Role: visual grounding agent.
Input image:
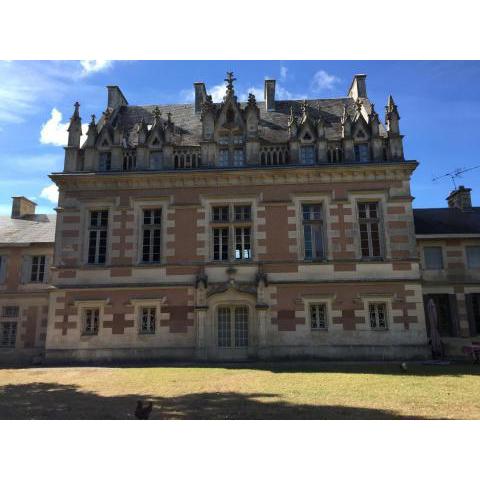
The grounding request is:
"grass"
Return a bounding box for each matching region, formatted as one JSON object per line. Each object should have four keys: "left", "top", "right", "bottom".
{"left": 0, "top": 362, "right": 479, "bottom": 419}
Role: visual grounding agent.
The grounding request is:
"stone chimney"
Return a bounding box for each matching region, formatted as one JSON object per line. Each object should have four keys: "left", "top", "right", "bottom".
{"left": 347, "top": 74, "right": 367, "bottom": 100}
{"left": 264, "top": 79, "right": 276, "bottom": 111}
{"left": 447, "top": 185, "right": 472, "bottom": 211}
{"left": 194, "top": 82, "right": 207, "bottom": 113}
{"left": 11, "top": 196, "right": 37, "bottom": 219}
{"left": 107, "top": 85, "right": 128, "bottom": 109}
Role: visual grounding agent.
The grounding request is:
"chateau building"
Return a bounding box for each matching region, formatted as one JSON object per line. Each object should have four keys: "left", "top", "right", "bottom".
{"left": 0, "top": 72, "right": 479, "bottom": 363}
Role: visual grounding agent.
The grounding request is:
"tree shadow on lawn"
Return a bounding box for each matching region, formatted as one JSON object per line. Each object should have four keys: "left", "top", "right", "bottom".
{"left": 0, "top": 381, "right": 430, "bottom": 420}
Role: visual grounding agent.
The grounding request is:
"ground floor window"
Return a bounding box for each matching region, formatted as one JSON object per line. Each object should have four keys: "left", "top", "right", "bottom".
{"left": 310, "top": 303, "right": 328, "bottom": 330}
{"left": 369, "top": 303, "right": 387, "bottom": 330}
{"left": 140, "top": 307, "right": 156, "bottom": 334}
{"left": 426, "top": 294, "right": 455, "bottom": 337}
{"left": 217, "top": 305, "right": 249, "bottom": 348}
{"left": 83, "top": 308, "right": 100, "bottom": 335}
{"left": 0, "top": 322, "right": 17, "bottom": 348}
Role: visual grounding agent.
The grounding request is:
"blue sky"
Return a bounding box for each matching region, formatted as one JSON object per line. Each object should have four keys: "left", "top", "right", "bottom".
{"left": 1, "top": 60, "right": 479, "bottom": 215}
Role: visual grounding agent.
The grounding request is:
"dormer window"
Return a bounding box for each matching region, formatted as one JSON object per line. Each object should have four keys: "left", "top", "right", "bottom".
{"left": 99, "top": 152, "right": 111, "bottom": 171}
{"left": 354, "top": 143, "right": 369, "bottom": 163}
{"left": 217, "top": 135, "right": 245, "bottom": 167}
{"left": 300, "top": 145, "right": 315, "bottom": 165}
{"left": 150, "top": 151, "right": 163, "bottom": 169}
{"left": 123, "top": 149, "right": 137, "bottom": 170}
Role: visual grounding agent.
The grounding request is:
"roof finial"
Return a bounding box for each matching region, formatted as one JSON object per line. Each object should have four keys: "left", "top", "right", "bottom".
{"left": 89, "top": 114, "right": 96, "bottom": 126}
{"left": 225, "top": 71, "right": 236, "bottom": 95}
{"left": 153, "top": 106, "right": 161, "bottom": 121}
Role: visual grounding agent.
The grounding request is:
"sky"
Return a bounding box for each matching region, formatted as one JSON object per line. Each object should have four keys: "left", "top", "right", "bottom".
{"left": 0, "top": 60, "right": 479, "bottom": 215}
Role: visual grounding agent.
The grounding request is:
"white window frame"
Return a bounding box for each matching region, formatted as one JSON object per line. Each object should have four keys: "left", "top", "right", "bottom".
{"left": 0, "top": 255, "right": 7, "bottom": 284}
{"left": 216, "top": 304, "right": 250, "bottom": 348}
{"left": 357, "top": 201, "right": 383, "bottom": 259}
{"left": 138, "top": 306, "right": 157, "bottom": 334}
{"left": 141, "top": 208, "right": 162, "bottom": 264}
{"left": 74, "top": 300, "right": 108, "bottom": 337}
{"left": 368, "top": 302, "right": 388, "bottom": 331}
{"left": 0, "top": 321, "right": 18, "bottom": 348}
{"left": 82, "top": 307, "right": 100, "bottom": 336}
{"left": 129, "top": 298, "right": 166, "bottom": 336}
{"left": 301, "top": 203, "right": 325, "bottom": 261}
{"left": 87, "top": 210, "right": 109, "bottom": 265}
{"left": 30, "top": 255, "right": 47, "bottom": 283}
{"left": 1, "top": 305, "right": 19, "bottom": 318}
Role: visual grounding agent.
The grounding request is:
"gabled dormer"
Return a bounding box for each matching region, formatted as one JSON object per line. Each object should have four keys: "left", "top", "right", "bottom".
{"left": 146, "top": 107, "right": 165, "bottom": 148}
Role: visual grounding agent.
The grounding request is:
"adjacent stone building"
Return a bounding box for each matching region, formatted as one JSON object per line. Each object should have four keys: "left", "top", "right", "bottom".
{"left": 0, "top": 72, "right": 479, "bottom": 363}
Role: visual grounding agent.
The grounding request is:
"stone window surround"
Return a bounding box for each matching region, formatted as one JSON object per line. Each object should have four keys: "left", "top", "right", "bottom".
{"left": 201, "top": 194, "right": 259, "bottom": 263}
{"left": 357, "top": 294, "right": 394, "bottom": 332}
{"left": 79, "top": 201, "right": 115, "bottom": 267}
{"left": 132, "top": 198, "right": 170, "bottom": 266}
{"left": 420, "top": 242, "right": 446, "bottom": 272}
{"left": 302, "top": 295, "right": 335, "bottom": 332}
{"left": 0, "top": 254, "right": 7, "bottom": 284}
{"left": 465, "top": 244, "right": 480, "bottom": 270}
{"left": 128, "top": 298, "right": 166, "bottom": 335}
{"left": 74, "top": 300, "right": 108, "bottom": 337}
{"left": 349, "top": 192, "right": 389, "bottom": 261}
{"left": 292, "top": 193, "right": 331, "bottom": 262}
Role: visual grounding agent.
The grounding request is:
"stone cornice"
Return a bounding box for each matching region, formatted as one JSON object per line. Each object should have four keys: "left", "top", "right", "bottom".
{"left": 49, "top": 161, "right": 418, "bottom": 191}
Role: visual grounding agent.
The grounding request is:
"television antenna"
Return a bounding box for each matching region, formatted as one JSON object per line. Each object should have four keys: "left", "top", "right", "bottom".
{"left": 432, "top": 164, "right": 480, "bottom": 189}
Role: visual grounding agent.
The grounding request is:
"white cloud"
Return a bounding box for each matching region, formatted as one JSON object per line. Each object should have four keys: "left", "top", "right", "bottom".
{"left": 209, "top": 83, "right": 227, "bottom": 103}
{"left": 39, "top": 108, "right": 88, "bottom": 147}
{"left": 40, "top": 183, "right": 59, "bottom": 204}
{"left": 280, "top": 66, "right": 288, "bottom": 81}
{"left": 311, "top": 70, "right": 341, "bottom": 92}
{"left": 80, "top": 60, "right": 113, "bottom": 76}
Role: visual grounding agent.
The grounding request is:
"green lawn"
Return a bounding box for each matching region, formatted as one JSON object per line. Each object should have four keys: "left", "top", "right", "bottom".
{"left": 0, "top": 362, "right": 479, "bottom": 419}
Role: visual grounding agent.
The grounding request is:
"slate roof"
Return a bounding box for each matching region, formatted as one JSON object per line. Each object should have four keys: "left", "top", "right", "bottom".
{"left": 110, "top": 97, "right": 387, "bottom": 147}
{"left": 0, "top": 215, "right": 56, "bottom": 245}
{"left": 414, "top": 208, "right": 480, "bottom": 236}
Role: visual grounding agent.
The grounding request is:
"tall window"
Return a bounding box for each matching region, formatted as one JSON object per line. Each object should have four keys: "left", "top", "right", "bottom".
{"left": 123, "top": 149, "right": 137, "bottom": 170}
{"left": 88, "top": 210, "right": 108, "bottom": 264}
{"left": 358, "top": 202, "right": 382, "bottom": 258}
{"left": 83, "top": 308, "right": 99, "bottom": 335}
{"left": 328, "top": 146, "right": 343, "bottom": 163}
{"left": 217, "top": 305, "right": 248, "bottom": 348}
{"left": 142, "top": 209, "right": 161, "bottom": 263}
{"left": 150, "top": 151, "right": 163, "bottom": 169}
{"left": 424, "top": 246, "right": 444, "bottom": 270}
{"left": 0, "top": 255, "right": 6, "bottom": 284}
{"left": 466, "top": 246, "right": 480, "bottom": 269}
{"left": 300, "top": 145, "right": 315, "bottom": 165}
{"left": 30, "top": 255, "right": 46, "bottom": 282}
{"left": 211, "top": 205, "right": 252, "bottom": 261}
{"left": 0, "top": 322, "right": 17, "bottom": 348}
{"left": 369, "top": 303, "right": 387, "bottom": 330}
{"left": 217, "top": 135, "right": 245, "bottom": 167}
{"left": 354, "top": 143, "right": 369, "bottom": 162}
{"left": 139, "top": 307, "right": 156, "bottom": 334}
{"left": 99, "top": 152, "right": 111, "bottom": 171}
{"left": 302, "top": 204, "right": 324, "bottom": 260}
{"left": 310, "top": 304, "right": 327, "bottom": 330}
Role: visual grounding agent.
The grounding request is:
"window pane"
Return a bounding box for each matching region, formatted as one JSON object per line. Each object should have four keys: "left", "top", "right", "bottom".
{"left": 233, "top": 149, "right": 244, "bottom": 167}
{"left": 355, "top": 143, "right": 369, "bottom": 162}
{"left": 466, "top": 246, "right": 480, "bottom": 268}
{"left": 424, "top": 246, "right": 443, "bottom": 270}
{"left": 219, "top": 149, "right": 229, "bottom": 166}
{"left": 310, "top": 304, "right": 327, "bottom": 330}
{"left": 234, "top": 306, "right": 248, "bottom": 347}
{"left": 0, "top": 322, "right": 17, "bottom": 347}
{"left": 213, "top": 206, "right": 229, "bottom": 222}
{"left": 300, "top": 146, "right": 315, "bottom": 165}
{"left": 217, "top": 307, "right": 231, "bottom": 347}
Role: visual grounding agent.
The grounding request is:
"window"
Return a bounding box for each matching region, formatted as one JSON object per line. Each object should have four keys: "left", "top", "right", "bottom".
{"left": 30, "top": 255, "right": 46, "bottom": 282}
{"left": 123, "top": 149, "right": 136, "bottom": 170}
{"left": 369, "top": 303, "right": 387, "bottom": 330}
{"left": 88, "top": 210, "right": 108, "bottom": 264}
{"left": 0, "top": 255, "right": 6, "bottom": 284}
{"left": 142, "top": 209, "right": 161, "bottom": 263}
{"left": 354, "top": 143, "right": 369, "bottom": 162}
{"left": 310, "top": 304, "right": 327, "bottom": 330}
{"left": 302, "top": 204, "right": 324, "bottom": 260}
{"left": 233, "top": 148, "right": 245, "bottom": 167}
{"left": 83, "top": 308, "right": 99, "bottom": 335}
{"left": 466, "top": 246, "right": 480, "bottom": 269}
{"left": 150, "top": 151, "right": 163, "bottom": 169}
{"left": 213, "top": 228, "right": 229, "bottom": 261}
{"left": 211, "top": 205, "right": 252, "bottom": 261}
{"left": 358, "top": 202, "right": 382, "bottom": 258}
{"left": 0, "top": 322, "right": 17, "bottom": 347}
{"left": 424, "top": 246, "right": 444, "bottom": 270}
{"left": 1, "top": 306, "right": 19, "bottom": 318}
{"left": 217, "top": 305, "right": 248, "bottom": 348}
{"left": 99, "top": 152, "right": 111, "bottom": 171}
{"left": 300, "top": 145, "right": 315, "bottom": 165}
{"left": 139, "top": 307, "right": 156, "bottom": 334}
{"left": 328, "top": 146, "right": 343, "bottom": 163}
{"left": 174, "top": 150, "right": 200, "bottom": 169}
{"left": 219, "top": 149, "right": 229, "bottom": 167}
